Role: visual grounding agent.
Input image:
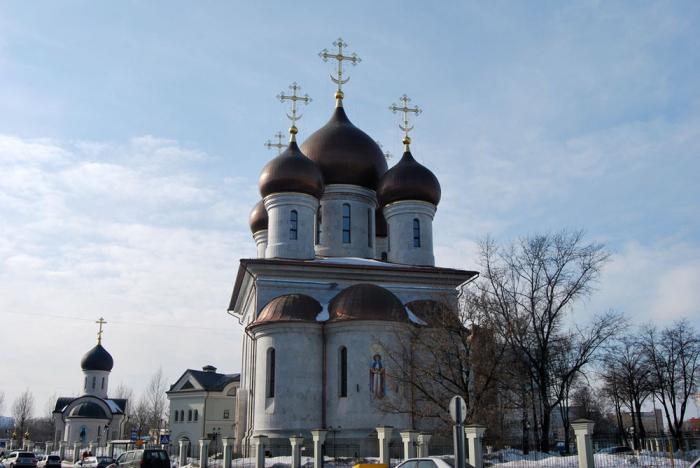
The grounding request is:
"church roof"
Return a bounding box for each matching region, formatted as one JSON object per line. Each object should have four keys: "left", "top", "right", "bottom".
{"left": 250, "top": 294, "right": 322, "bottom": 327}
{"left": 328, "top": 283, "right": 408, "bottom": 323}
{"left": 54, "top": 397, "right": 127, "bottom": 415}
{"left": 258, "top": 141, "right": 324, "bottom": 198}
{"left": 168, "top": 368, "right": 240, "bottom": 393}
{"left": 300, "top": 106, "right": 387, "bottom": 190}
{"left": 68, "top": 402, "right": 110, "bottom": 420}
{"left": 405, "top": 300, "right": 460, "bottom": 328}
{"left": 80, "top": 342, "right": 114, "bottom": 371}
{"left": 377, "top": 150, "right": 441, "bottom": 207}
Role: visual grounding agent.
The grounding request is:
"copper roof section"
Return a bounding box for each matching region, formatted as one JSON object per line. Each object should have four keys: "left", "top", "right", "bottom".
{"left": 377, "top": 150, "right": 441, "bottom": 207}
{"left": 251, "top": 294, "right": 322, "bottom": 327}
{"left": 329, "top": 283, "right": 408, "bottom": 323}
{"left": 405, "top": 300, "right": 460, "bottom": 328}
{"left": 249, "top": 200, "right": 268, "bottom": 234}
{"left": 259, "top": 141, "right": 324, "bottom": 198}
{"left": 300, "top": 106, "right": 388, "bottom": 190}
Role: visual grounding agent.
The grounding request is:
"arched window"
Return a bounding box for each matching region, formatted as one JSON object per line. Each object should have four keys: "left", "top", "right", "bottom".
{"left": 180, "top": 410, "right": 184, "bottom": 422}
{"left": 174, "top": 411, "right": 179, "bottom": 422}
{"left": 381, "top": 252, "right": 388, "bottom": 261}
{"left": 92, "top": 376, "right": 96, "bottom": 389}
{"left": 367, "top": 209, "right": 373, "bottom": 247}
{"left": 413, "top": 218, "right": 421, "bottom": 248}
{"left": 194, "top": 409, "right": 198, "bottom": 421}
{"left": 342, "top": 204, "right": 351, "bottom": 243}
{"left": 101, "top": 377, "right": 105, "bottom": 389}
{"left": 339, "top": 347, "right": 348, "bottom": 397}
{"left": 315, "top": 207, "right": 322, "bottom": 245}
{"left": 188, "top": 409, "right": 192, "bottom": 421}
{"left": 289, "top": 210, "right": 298, "bottom": 240}
{"left": 266, "top": 348, "right": 276, "bottom": 398}
{"left": 84, "top": 377, "right": 87, "bottom": 390}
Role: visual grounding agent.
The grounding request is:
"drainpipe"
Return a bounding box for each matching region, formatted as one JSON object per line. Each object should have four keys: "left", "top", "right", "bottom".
{"left": 322, "top": 324, "right": 327, "bottom": 429}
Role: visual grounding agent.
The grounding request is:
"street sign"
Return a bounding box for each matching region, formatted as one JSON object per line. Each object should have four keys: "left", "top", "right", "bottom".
{"left": 160, "top": 435, "right": 170, "bottom": 445}
{"left": 130, "top": 431, "right": 137, "bottom": 441}
{"left": 449, "top": 395, "right": 467, "bottom": 424}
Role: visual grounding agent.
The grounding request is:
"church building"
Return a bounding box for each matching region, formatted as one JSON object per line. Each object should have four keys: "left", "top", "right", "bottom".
{"left": 53, "top": 320, "right": 128, "bottom": 446}
{"left": 227, "top": 39, "right": 476, "bottom": 455}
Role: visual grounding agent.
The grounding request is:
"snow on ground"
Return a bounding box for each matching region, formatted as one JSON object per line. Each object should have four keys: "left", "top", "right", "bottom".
{"left": 487, "top": 448, "right": 700, "bottom": 466}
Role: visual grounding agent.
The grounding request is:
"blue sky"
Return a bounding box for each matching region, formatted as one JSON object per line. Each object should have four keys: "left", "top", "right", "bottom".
{"left": 1, "top": 1, "right": 699, "bottom": 418}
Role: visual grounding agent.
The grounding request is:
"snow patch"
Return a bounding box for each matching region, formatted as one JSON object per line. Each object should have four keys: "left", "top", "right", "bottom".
{"left": 405, "top": 306, "right": 428, "bottom": 325}
{"left": 312, "top": 257, "right": 410, "bottom": 267}
{"left": 316, "top": 303, "right": 329, "bottom": 322}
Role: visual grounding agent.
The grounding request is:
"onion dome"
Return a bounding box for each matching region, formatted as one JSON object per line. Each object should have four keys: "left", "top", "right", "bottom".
{"left": 259, "top": 141, "right": 324, "bottom": 198}
{"left": 80, "top": 343, "right": 114, "bottom": 371}
{"left": 375, "top": 210, "right": 387, "bottom": 237}
{"left": 300, "top": 107, "right": 388, "bottom": 190}
{"left": 249, "top": 200, "right": 268, "bottom": 234}
{"left": 377, "top": 150, "right": 441, "bottom": 207}
{"left": 329, "top": 284, "right": 407, "bottom": 322}
{"left": 252, "top": 294, "right": 322, "bottom": 326}
{"left": 68, "top": 402, "right": 109, "bottom": 419}
{"left": 405, "top": 300, "right": 459, "bottom": 328}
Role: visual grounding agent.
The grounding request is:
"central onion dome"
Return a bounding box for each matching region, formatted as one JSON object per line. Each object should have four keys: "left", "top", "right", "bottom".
{"left": 251, "top": 294, "right": 322, "bottom": 326}
{"left": 259, "top": 141, "right": 324, "bottom": 198}
{"left": 249, "top": 200, "right": 268, "bottom": 233}
{"left": 300, "top": 107, "right": 388, "bottom": 190}
{"left": 81, "top": 343, "right": 114, "bottom": 371}
{"left": 377, "top": 150, "right": 441, "bottom": 207}
{"left": 329, "top": 284, "right": 407, "bottom": 322}
{"left": 68, "top": 402, "right": 109, "bottom": 419}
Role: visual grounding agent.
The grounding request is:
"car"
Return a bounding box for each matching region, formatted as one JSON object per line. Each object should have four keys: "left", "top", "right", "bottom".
{"left": 38, "top": 455, "right": 61, "bottom": 468}
{"left": 95, "top": 457, "right": 115, "bottom": 468}
{"left": 113, "top": 450, "right": 169, "bottom": 468}
{"left": 2, "top": 452, "right": 38, "bottom": 468}
{"left": 395, "top": 457, "right": 464, "bottom": 468}
{"left": 689, "top": 456, "right": 700, "bottom": 468}
{"left": 74, "top": 457, "right": 98, "bottom": 468}
{"left": 597, "top": 446, "right": 633, "bottom": 454}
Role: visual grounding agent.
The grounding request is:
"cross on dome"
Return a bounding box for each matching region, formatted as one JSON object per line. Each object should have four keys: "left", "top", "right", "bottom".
{"left": 95, "top": 317, "right": 107, "bottom": 344}
{"left": 319, "top": 38, "right": 361, "bottom": 105}
{"left": 277, "top": 82, "right": 312, "bottom": 142}
{"left": 264, "top": 131, "right": 286, "bottom": 155}
{"left": 390, "top": 94, "right": 422, "bottom": 151}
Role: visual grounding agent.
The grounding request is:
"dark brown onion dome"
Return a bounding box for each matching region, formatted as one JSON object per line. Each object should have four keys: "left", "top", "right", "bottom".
{"left": 68, "top": 402, "right": 109, "bottom": 419}
{"left": 329, "top": 283, "right": 407, "bottom": 322}
{"left": 249, "top": 200, "right": 268, "bottom": 234}
{"left": 377, "top": 150, "right": 441, "bottom": 206}
{"left": 405, "top": 300, "right": 460, "bottom": 328}
{"left": 81, "top": 343, "right": 114, "bottom": 371}
{"left": 259, "top": 141, "right": 324, "bottom": 198}
{"left": 300, "top": 107, "right": 388, "bottom": 190}
{"left": 252, "top": 294, "right": 322, "bottom": 326}
{"left": 375, "top": 209, "right": 387, "bottom": 237}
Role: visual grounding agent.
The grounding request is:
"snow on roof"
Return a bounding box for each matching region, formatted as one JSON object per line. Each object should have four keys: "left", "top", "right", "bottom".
{"left": 311, "top": 257, "right": 411, "bottom": 268}
{"left": 315, "top": 303, "right": 329, "bottom": 322}
{"left": 405, "top": 306, "right": 428, "bottom": 326}
{"left": 105, "top": 399, "right": 123, "bottom": 414}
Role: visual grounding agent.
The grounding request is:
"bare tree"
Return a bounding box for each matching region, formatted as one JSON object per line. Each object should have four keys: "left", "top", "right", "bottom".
{"left": 12, "top": 389, "right": 34, "bottom": 438}
{"left": 476, "top": 230, "right": 621, "bottom": 452}
{"left": 642, "top": 320, "right": 700, "bottom": 448}
{"left": 113, "top": 382, "right": 134, "bottom": 401}
{"left": 145, "top": 368, "right": 168, "bottom": 437}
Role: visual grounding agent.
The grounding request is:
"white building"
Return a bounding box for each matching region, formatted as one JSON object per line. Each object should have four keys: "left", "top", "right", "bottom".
{"left": 167, "top": 366, "right": 240, "bottom": 457}
{"left": 228, "top": 83, "right": 476, "bottom": 455}
{"left": 53, "top": 334, "right": 128, "bottom": 446}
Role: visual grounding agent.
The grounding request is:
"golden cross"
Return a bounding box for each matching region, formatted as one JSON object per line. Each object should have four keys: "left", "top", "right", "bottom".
{"left": 96, "top": 317, "right": 107, "bottom": 344}
{"left": 264, "top": 131, "right": 286, "bottom": 155}
{"left": 277, "top": 82, "right": 311, "bottom": 142}
{"left": 390, "top": 94, "right": 422, "bottom": 150}
{"left": 319, "top": 38, "right": 361, "bottom": 102}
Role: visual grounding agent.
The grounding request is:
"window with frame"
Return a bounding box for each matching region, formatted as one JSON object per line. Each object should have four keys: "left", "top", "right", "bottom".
{"left": 266, "top": 348, "right": 276, "bottom": 398}
{"left": 194, "top": 409, "right": 198, "bottom": 421}
{"left": 180, "top": 410, "right": 184, "bottom": 422}
{"left": 223, "top": 410, "right": 230, "bottom": 419}
{"left": 188, "top": 409, "right": 192, "bottom": 421}
{"left": 342, "top": 204, "right": 351, "bottom": 243}
{"left": 101, "top": 377, "right": 105, "bottom": 389}
{"left": 413, "top": 218, "right": 421, "bottom": 248}
{"left": 174, "top": 411, "right": 179, "bottom": 422}
{"left": 339, "top": 346, "right": 348, "bottom": 397}
{"left": 92, "top": 376, "right": 96, "bottom": 389}
{"left": 315, "top": 208, "right": 322, "bottom": 245}
{"left": 367, "top": 209, "right": 373, "bottom": 247}
{"left": 290, "top": 210, "right": 298, "bottom": 240}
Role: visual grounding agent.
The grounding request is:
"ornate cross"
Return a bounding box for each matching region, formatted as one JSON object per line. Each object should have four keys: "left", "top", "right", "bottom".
{"left": 264, "top": 131, "right": 286, "bottom": 154}
{"left": 96, "top": 317, "right": 107, "bottom": 344}
{"left": 277, "top": 82, "right": 311, "bottom": 141}
{"left": 390, "top": 94, "right": 422, "bottom": 150}
{"left": 319, "top": 38, "right": 361, "bottom": 101}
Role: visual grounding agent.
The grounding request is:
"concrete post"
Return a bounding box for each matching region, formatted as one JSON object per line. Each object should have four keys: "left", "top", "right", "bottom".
{"left": 72, "top": 443, "right": 81, "bottom": 464}
{"left": 310, "top": 430, "right": 327, "bottom": 468}
{"left": 58, "top": 441, "right": 66, "bottom": 460}
{"left": 108, "top": 442, "right": 115, "bottom": 459}
{"left": 222, "top": 437, "right": 235, "bottom": 468}
{"left": 376, "top": 426, "right": 394, "bottom": 466}
{"left": 400, "top": 430, "right": 418, "bottom": 460}
{"left": 252, "top": 435, "right": 268, "bottom": 468}
{"left": 178, "top": 439, "right": 189, "bottom": 466}
{"left": 571, "top": 419, "right": 595, "bottom": 468}
{"left": 199, "top": 438, "right": 210, "bottom": 468}
{"left": 45, "top": 442, "right": 53, "bottom": 454}
{"left": 289, "top": 436, "right": 304, "bottom": 468}
{"left": 417, "top": 433, "right": 431, "bottom": 458}
{"left": 88, "top": 442, "right": 94, "bottom": 454}
{"left": 464, "top": 425, "right": 486, "bottom": 468}
{"left": 655, "top": 438, "right": 661, "bottom": 453}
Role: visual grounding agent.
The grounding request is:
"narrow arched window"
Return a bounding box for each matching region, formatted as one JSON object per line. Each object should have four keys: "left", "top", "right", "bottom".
{"left": 101, "top": 377, "right": 105, "bottom": 389}
{"left": 339, "top": 347, "right": 348, "bottom": 397}
{"left": 84, "top": 377, "right": 87, "bottom": 390}
{"left": 174, "top": 411, "right": 179, "bottom": 422}
{"left": 342, "top": 204, "right": 351, "bottom": 243}
{"left": 381, "top": 252, "right": 388, "bottom": 261}
{"left": 413, "top": 218, "right": 421, "bottom": 248}
{"left": 180, "top": 410, "right": 184, "bottom": 422}
{"left": 266, "top": 348, "right": 276, "bottom": 398}
{"left": 92, "top": 376, "right": 96, "bottom": 389}
{"left": 188, "top": 409, "right": 192, "bottom": 421}
{"left": 289, "top": 210, "right": 298, "bottom": 240}
{"left": 315, "top": 207, "right": 322, "bottom": 245}
{"left": 194, "top": 409, "right": 198, "bottom": 421}
{"left": 367, "top": 209, "right": 373, "bottom": 247}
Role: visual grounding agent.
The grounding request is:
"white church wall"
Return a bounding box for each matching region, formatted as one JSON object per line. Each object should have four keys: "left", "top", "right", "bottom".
{"left": 264, "top": 192, "right": 318, "bottom": 260}
{"left": 374, "top": 236, "right": 388, "bottom": 261}
{"left": 82, "top": 370, "right": 110, "bottom": 399}
{"left": 384, "top": 200, "right": 436, "bottom": 266}
{"left": 252, "top": 323, "right": 323, "bottom": 436}
{"left": 253, "top": 229, "right": 268, "bottom": 258}
{"left": 64, "top": 418, "right": 109, "bottom": 445}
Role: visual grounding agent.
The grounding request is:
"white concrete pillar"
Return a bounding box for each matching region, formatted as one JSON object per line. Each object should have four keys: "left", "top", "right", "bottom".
{"left": 179, "top": 440, "right": 189, "bottom": 466}
{"left": 88, "top": 442, "right": 94, "bottom": 454}
{"left": 72, "top": 443, "right": 81, "bottom": 463}
{"left": 289, "top": 436, "right": 304, "bottom": 468}
{"left": 654, "top": 438, "right": 661, "bottom": 452}
{"left": 310, "top": 430, "right": 327, "bottom": 468}
{"left": 464, "top": 425, "right": 486, "bottom": 468}
{"left": 252, "top": 435, "right": 268, "bottom": 468}
{"left": 253, "top": 230, "right": 268, "bottom": 258}
{"left": 45, "top": 442, "right": 54, "bottom": 454}
{"left": 222, "top": 437, "right": 234, "bottom": 468}
{"left": 376, "top": 426, "right": 394, "bottom": 466}
{"left": 571, "top": 419, "right": 595, "bottom": 468}
{"left": 417, "top": 433, "right": 431, "bottom": 458}
{"left": 108, "top": 442, "right": 115, "bottom": 459}
{"left": 400, "top": 430, "right": 418, "bottom": 460}
{"left": 58, "top": 441, "right": 66, "bottom": 460}
{"left": 199, "top": 438, "right": 210, "bottom": 468}
{"left": 384, "top": 201, "right": 436, "bottom": 266}
{"left": 264, "top": 193, "right": 319, "bottom": 260}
